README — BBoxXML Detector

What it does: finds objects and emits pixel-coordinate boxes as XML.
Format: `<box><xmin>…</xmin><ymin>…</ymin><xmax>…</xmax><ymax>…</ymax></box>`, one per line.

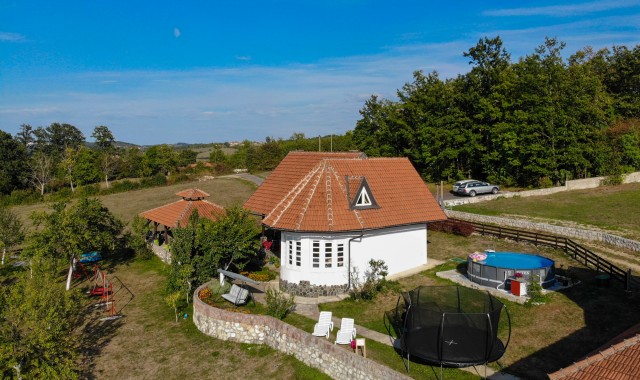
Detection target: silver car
<box><xmin>452</xmin><ymin>179</ymin><xmax>476</xmax><ymax>193</ymax></box>
<box><xmin>455</xmin><ymin>180</ymin><xmax>500</xmax><ymax>197</ymax></box>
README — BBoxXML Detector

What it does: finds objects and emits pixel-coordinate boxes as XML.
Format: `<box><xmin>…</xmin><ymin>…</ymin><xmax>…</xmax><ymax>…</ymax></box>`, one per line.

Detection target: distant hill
<box><xmin>85</xmin><ymin>141</ymin><xmax>141</xmax><ymax>149</ymax></box>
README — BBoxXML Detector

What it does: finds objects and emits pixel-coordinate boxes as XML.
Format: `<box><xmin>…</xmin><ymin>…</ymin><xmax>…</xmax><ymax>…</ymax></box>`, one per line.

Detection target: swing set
<box><xmin>68</xmin><ymin>254</ymin><xmax>134</xmax><ymax>320</ymax></box>
<box><xmin>89</xmin><ymin>266</ymin><xmax>134</xmax><ymax>320</ymax></box>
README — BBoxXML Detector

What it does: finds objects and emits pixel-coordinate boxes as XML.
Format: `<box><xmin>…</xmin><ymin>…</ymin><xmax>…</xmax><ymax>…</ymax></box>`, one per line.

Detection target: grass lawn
<box><xmin>453</xmin><ymin>182</ymin><xmax>640</xmax><ymax>240</ymax></box>
<box><xmin>9</xmin><ymin>176</ymin><xmax>640</xmax><ymax>379</ymax></box>
<box><xmin>11</xmin><ymin>177</ymin><xmax>257</xmax><ymax>230</ymax></box>
<box><xmin>318</xmin><ymin>231</ymin><xmax>640</xmax><ymax>380</ymax></box>
<box><xmin>82</xmin><ymin>257</ymin><xmax>330</xmax><ymax>380</ymax></box>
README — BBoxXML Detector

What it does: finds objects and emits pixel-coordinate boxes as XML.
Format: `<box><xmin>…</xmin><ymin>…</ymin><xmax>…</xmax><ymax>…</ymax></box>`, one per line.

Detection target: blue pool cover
<box><xmin>481</xmin><ymin>252</ymin><xmax>554</xmax><ymax>269</ymax></box>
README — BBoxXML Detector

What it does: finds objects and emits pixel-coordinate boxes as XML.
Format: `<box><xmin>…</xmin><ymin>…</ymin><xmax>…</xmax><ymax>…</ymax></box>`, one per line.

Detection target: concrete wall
<box><xmin>193</xmin><ymin>283</ymin><xmax>410</xmax><ymax>380</ymax></box>
<box><xmin>444</xmin><ymin>171</ymin><xmax>640</xmax><ymax>207</ymax></box>
<box><xmin>446</xmin><ymin>210</ymin><xmax>640</xmax><ymax>253</ymax></box>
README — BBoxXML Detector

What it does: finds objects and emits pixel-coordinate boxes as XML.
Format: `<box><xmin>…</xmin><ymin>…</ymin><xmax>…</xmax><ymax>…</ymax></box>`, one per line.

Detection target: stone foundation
<box><xmin>279</xmin><ymin>279</ymin><xmax>349</xmax><ymax>297</ymax></box>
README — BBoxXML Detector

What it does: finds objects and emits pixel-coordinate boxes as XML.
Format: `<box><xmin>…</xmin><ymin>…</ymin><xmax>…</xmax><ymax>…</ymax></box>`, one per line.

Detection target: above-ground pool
<box><xmin>466</xmin><ymin>251</ymin><xmax>556</xmax><ymax>289</ymax></box>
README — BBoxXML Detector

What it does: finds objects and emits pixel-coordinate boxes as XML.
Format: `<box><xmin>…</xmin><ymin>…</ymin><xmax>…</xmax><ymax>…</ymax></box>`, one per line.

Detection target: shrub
<box><xmin>428</xmin><ymin>220</ymin><xmax>475</xmax><ymax>237</ymax></box>
<box><xmin>46</xmin><ymin>187</ymin><xmax>75</xmax><ymax>202</ymax></box>
<box><xmin>167</xmin><ymin>173</ymin><xmax>191</xmax><ymax>185</ymax></box>
<box><xmin>110</xmin><ymin>179</ymin><xmax>140</xmax><ymax>193</ymax></box>
<box><xmin>525</xmin><ymin>275</ymin><xmax>548</xmax><ymax>305</ymax></box>
<box><xmin>77</xmin><ymin>184</ymin><xmax>100</xmax><ymax>196</ymax></box>
<box><xmin>601</xmin><ymin>174</ymin><xmax>624</xmax><ymax>186</ymax></box>
<box><xmin>140</xmin><ymin>174</ymin><xmax>167</xmax><ymax>187</ymax></box>
<box><xmin>1</xmin><ymin>189</ymin><xmax>41</xmax><ymax>206</ymax></box>
<box><xmin>350</xmin><ymin>259</ymin><xmax>389</xmax><ymax>301</ymax></box>
<box><xmin>265</xmin><ymin>288</ymin><xmax>295</xmax><ymax>319</ymax></box>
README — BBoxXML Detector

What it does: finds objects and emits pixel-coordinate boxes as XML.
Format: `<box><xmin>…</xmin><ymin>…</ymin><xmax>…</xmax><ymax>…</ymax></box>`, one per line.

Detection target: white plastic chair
<box><xmin>312</xmin><ymin>311</ymin><xmax>334</xmax><ymax>338</ymax></box>
<box><xmin>335</xmin><ymin>317</ymin><xmax>357</xmax><ymax>344</ymax></box>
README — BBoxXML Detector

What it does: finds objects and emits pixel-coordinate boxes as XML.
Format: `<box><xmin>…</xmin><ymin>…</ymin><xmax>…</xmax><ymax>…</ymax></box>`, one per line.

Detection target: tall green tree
<box><xmin>0</xmin><ymin>259</ymin><xmax>82</xmax><ymax>379</ymax></box>
<box><xmin>0</xmin><ymin>206</ymin><xmax>24</xmax><ymax>266</ymax></box>
<box><xmin>59</xmin><ymin>147</ymin><xmax>80</xmax><ymax>192</ymax></box>
<box><xmin>353</xmin><ymin>95</ymin><xmax>407</xmax><ymax>158</ymax></box>
<box><xmin>24</xmin><ymin>198</ymin><xmax>124</xmax><ymax>264</ymax></box>
<box><xmin>91</xmin><ymin>126</ymin><xmax>118</xmax><ymax>188</ymax></box>
<box><xmin>27</xmin><ymin>151</ymin><xmax>53</xmax><ymax>196</ymax></box>
<box><xmin>14</xmin><ymin>124</ymin><xmax>34</xmax><ymax>150</ymax></box>
<box><xmin>0</xmin><ymin>131</ymin><xmax>29</xmax><ymax>195</ymax></box>
<box><xmin>167</xmin><ymin>206</ymin><xmax>259</xmax><ymax>294</ymax></box>
<box><xmin>90</xmin><ymin>125</ymin><xmax>115</xmax><ymax>151</ymax></box>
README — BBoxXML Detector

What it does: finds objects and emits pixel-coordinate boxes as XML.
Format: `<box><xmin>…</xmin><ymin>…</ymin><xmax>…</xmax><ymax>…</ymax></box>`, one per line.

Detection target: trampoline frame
<box><xmin>396</xmin><ymin>286</ymin><xmax>511</xmax><ymax>374</ymax></box>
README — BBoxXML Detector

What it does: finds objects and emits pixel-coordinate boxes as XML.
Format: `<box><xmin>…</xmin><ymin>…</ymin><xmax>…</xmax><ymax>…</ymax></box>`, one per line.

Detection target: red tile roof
<box><xmin>549</xmin><ymin>324</ymin><xmax>640</xmax><ymax>380</ymax></box>
<box><xmin>140</xmin><ymin>188</ymin><xmax>224</xmax><ymax>228</ymax></box>
<box><xmin>175</xmin><ymin>188</ymin><xmax>210</xmax><ymax>200</ymax></box>
<box><xmin>243</xmin><ymin>151</ymin><xmax>447</xmax><ymax>232</ymax></box>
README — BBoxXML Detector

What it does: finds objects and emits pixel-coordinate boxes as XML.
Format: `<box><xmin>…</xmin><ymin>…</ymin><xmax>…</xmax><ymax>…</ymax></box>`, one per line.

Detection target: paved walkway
<box><xmin>254</xmin><ymin>262</ymin><xmax>520</xmax><ymax>380</ymax></box>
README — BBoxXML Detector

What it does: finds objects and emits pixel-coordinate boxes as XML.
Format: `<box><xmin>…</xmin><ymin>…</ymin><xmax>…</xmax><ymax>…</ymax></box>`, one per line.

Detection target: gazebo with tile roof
<box><xmin>244</xmin><ymin>151</ymin><xmax>447</xmax><ymax>297</ymax></box>
<box><xmin>140</xmin><ymin>188</ymin><xmax>225</xmax><ymax>246</ymax></box>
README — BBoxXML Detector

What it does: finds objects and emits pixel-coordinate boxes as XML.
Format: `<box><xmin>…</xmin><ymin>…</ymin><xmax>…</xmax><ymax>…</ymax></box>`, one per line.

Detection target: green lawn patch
<box><xmin>453</xmin><ymin>182</ymin><xmax>640</xmax><ymax>240</ymax></box>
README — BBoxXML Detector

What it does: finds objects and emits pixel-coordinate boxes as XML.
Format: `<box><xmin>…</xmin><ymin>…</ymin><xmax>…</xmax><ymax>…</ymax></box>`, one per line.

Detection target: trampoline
<box><xmin>395</xmin><ymin>286</ymin><xmax>511</xmax><ymax>373</ymax></box>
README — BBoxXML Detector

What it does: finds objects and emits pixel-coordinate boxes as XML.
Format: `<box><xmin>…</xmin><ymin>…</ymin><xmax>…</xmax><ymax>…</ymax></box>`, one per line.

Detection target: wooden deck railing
<box><xmin>448</xmin><ymin>219</ymin><xmax>633</xmax><ymax>290</ymax></box>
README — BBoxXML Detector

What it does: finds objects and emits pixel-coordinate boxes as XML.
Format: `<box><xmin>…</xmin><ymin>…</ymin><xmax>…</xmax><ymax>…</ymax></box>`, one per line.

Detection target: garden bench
<box><xmin>222</xmin><ymin>284</ymin><xmax>250</xmax><ymax>306</ymax></box>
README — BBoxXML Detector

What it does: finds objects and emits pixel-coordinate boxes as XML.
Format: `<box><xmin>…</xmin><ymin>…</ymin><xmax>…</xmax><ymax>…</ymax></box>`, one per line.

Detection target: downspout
<box><xmin>347</xmin><ymin>230</ymin><xmax>364</xmax><ymax>290</ymax></box>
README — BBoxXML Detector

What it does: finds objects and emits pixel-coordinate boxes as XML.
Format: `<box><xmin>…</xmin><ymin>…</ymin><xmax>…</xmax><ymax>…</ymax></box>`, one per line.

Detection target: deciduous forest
<box><xmin>352</xmin><ymin>37</ymin><xmax>640</xmax><ymax>187</ymax></box>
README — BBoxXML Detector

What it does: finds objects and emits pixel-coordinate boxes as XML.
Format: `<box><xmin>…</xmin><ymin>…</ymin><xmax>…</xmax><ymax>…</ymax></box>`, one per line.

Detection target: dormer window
<box><xmin>356</xmin><ymin>187</ymin><xmax>372</xmax><ymax>206</ymax></box>
<box><xmin>349</xmin><ymin>177</ymin><xmax>379</xmax><ymax>210</ymax></box>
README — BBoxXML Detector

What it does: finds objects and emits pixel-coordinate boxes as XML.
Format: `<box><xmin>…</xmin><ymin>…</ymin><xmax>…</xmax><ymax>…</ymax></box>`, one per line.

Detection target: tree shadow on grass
<box><xmin>77</xmin><ymin>303</ymin><xmax>126</xmax><ymax>379</ymax></box>
<box><xmin>502</xmin><ymin>266</ymin><xmax>640</xmax><ymax>379</ymax></box>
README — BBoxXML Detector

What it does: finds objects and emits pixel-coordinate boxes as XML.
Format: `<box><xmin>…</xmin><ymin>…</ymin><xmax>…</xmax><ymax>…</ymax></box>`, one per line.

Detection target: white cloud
<box><xmin>173</xmin><ymin>27</ymin><xmax>181</xmax><ymax>38</ymax></box>
<box><xmin>484</xmin><ymin>0</ymin><xmax>640</xmax><ymax>17</ymax></box>
<box><xmin>0</xmin><ymin>32</ymin><xmax>25</xmax><ymax>42</ymax></box>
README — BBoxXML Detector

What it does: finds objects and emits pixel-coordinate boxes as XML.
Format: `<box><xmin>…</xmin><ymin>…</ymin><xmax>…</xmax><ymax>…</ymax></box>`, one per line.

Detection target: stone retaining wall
<box><xmin>446</xmin><ymin>210</ymin><xmax>640</xmax><ymax>253</ymax></box>
<box><xmin>444</xmin><ymin>171</ymin><xmax>640</xmax><ymax>207</ymax></box>
<box><xmin>193</xmin><ymin>283</ymin><xmax>410</xmax><ymax>380</ymax></box>
<box><xmin>151</xmin><ymin>244</ymin><xmax>171</xmax><ymax>263</ymax></box>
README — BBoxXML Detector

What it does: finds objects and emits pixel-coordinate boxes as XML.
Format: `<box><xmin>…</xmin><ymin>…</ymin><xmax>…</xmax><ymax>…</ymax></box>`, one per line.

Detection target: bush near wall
<box><xmin>428</xmin><ymin>219</ymin><xmax>475</xmax><ymax>236</ymax></box>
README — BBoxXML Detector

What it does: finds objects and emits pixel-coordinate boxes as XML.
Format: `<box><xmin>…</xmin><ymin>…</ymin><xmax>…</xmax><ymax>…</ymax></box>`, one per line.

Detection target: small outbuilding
<box><xmin>140</xmin><ymin>188</ymin><xmax>225</xmax><ymax>245</ymax></box>
<box><xmin>243</xmin><ymin>151</ymin><xmax>447</xmax><ymax>297</ymax></box>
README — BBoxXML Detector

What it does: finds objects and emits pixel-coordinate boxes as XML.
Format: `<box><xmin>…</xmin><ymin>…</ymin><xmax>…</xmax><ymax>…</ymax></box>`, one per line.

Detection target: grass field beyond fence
<box><xmin>454</xmin><ymin>182</ymin><xmax>640</xmax><ymax>240</ymax></box>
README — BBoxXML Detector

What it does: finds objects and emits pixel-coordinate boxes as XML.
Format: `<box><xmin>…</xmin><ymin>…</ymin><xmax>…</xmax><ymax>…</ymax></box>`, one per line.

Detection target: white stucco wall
<box><xmin>279</xmin><ymin>232</ymin><xmax>351</xmax><ymax>286</ymax></box>
<box><xmin>350</xmin><ymin>224</ymin><xmax>428</xmax><ymax>280</ymax></box>
<box><xmin>279</xmin><ymin>224</ymin><xmax>428</xmax><ymax>287</ymax></box>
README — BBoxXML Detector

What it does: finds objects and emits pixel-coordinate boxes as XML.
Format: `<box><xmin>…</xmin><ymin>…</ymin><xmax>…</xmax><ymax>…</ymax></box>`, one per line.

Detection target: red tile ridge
<box><xmin>267</xmin><ymin>161</ymin><xmax>325</xmax><ymax>227</ymax></box>
<box><xmin>294</xmin><ymin>161</ymin><xmax>325</xmax><ymax>230</ymax></box>
<box><xmin>176</xmin><ymin>188</ymin><xmax>210</xmax><ymax>199</ymax></box>
<box><xmin>548</xmin><ymin>333</ymin><xmax>640</xmax><ymax>379</ymax></box>
<box><xmin>177</xmin><ymin>201</ymin><xmax>194</xmax><ymax>225</ymax></box>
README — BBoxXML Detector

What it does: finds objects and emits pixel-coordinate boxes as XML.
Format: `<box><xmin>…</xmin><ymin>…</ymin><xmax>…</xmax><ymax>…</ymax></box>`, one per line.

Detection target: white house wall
<box><xmin>350</xmin><ymin>224</ymin><xmax>428</xmax><ymax>281</ymax></box>
<box><xmin>279</xmin><ymin>224</ymin><xmax>428</xmax><ymax>295</ymax></box>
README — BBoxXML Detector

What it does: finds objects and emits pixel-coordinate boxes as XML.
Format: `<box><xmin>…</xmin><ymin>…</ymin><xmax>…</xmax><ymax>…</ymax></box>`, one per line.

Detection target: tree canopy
<box><xmin>353</xmin><ymin>37</ymin><xmax>640</xmax><ymax>187</ymax></box>
<box><xmin>24</xmin><ymin>198</ymin><xmax>124</xmax><ymax>263</ymax></box>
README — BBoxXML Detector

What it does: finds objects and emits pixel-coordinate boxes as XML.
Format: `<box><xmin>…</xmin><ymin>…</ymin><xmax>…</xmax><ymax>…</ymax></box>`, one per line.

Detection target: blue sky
<box><xmin>1</xmin><ymin>1</ymin><xmax>640</xmax><ymax>145</ymax></box>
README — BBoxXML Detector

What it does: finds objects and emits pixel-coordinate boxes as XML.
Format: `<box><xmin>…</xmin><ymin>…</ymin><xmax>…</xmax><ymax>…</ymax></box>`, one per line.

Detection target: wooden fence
<box><xmin>448</xmin><ymin>219</ymin><xmax>634</xmax><ymax>291</ymax></box>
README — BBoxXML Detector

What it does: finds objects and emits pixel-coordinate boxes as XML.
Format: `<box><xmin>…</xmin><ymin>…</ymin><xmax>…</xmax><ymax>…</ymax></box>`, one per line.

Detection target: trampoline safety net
<box><xmin>397</xmin><ymin>285</ymin><xmax>510</xmax><ymax>369</ymax></box>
